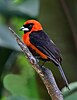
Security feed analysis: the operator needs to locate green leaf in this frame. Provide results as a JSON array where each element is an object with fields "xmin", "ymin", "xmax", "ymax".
[
  {"xmin": 62, "ymin": 82, "xmax": 77, "ymax": 100},
  {"xmin": 3, "ymin": 55, "xmax": 39, "ymax": 99},
  {"xmin": 6, "ymin": 96, "xmax": 29, "ymax": 100},
  {"xmin": 0, "ymin": 0, "xmax": 39, "ymax": 17},
  {"xmin": 4, "ymin": 95, "xmax": 40, "ymax": 100},
  {"xmin": 16, "ymin": 0, "xmax": 39, "ymax": 17},
  {"xmin": 0, "ymin": 25, "xmax": 20, "ymax": 51},
  {"xmin": 3, "ymin": 72, "xmax": 39, "ymax": 98},
  {"xmin": 3, "ymin": 74, "xmax": 28, "ymax": 96}
]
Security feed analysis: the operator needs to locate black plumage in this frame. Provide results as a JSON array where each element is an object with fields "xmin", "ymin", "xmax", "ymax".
[
  {"xmin": 29, "ymin": 30, "xmax": 62, "ymax": 65},
  {"xmin": 29, "ymin": 30, "xmax": 69, "ymax": 89}
]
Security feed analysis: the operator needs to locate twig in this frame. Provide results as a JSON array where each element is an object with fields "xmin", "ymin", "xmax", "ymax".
[{"xmin": 9, "ymin": 27, "xmax": 63, "ymax": 100}]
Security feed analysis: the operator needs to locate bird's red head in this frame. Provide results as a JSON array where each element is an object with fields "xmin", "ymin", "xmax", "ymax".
[{"xmin": 20, "ymin": 20, "xmax": 43, "ymax": 34}]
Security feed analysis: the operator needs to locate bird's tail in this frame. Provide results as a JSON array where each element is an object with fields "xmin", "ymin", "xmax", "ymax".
[{"xmin": 57, "ymin": 65, "xmax": 70, "ymax": 90}]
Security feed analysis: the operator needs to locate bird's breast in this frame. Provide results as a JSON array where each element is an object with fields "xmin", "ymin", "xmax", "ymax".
[
  {"xmin": 22, "ymin": 33, "xmax": 48, "ymax": 59},
  {"xmin": 22, "ymin": 34, "xmax": 30, "ymax": 46}
]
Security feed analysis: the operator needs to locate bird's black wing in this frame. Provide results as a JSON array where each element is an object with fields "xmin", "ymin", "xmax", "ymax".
[
  {"xmin": 29, "ymin": 30, "xmax": 62, "ymax": 66},
  {"xmin": 29, "ymin": 30, "xmax": 69, "ymax": 88}
]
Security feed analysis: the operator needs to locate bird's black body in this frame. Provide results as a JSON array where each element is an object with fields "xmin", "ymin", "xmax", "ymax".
[
  {"xmin": 29, "ymin": 30, "xmax": 62, "ymax": 65},
  {"xmin": 29, "ymin": 30, "xmax": 69, "ymax": 88}
]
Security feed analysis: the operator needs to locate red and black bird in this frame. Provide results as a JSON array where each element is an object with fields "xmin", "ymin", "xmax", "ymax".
[{"xmin": 20, "ymin": 20, "xmax": 69, "ymax": 88}]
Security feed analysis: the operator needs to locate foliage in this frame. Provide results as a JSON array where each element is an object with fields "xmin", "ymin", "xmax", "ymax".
[
  {"xmin": 3, "ymin": 55, "xmax": 39, "ymax": 99},
  {"xmin": 62, "ymin": 82, "xmax": 77, "ymax": 100},
  {"xmin": 0, "ymin": 0, "xmax": 40, "ymax": 100}
]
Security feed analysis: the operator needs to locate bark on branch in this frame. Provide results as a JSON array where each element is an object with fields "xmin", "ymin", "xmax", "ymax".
[{"xmin": 9, "ymin": 27, "xmax": 63, "ymax": 100}]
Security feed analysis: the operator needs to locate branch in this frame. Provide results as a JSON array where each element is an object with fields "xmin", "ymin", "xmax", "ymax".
[{"xmin": 9, "ymin": 27, "xmax": 63, "ymax": 100}]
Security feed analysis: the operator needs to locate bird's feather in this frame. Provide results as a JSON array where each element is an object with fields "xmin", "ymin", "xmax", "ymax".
[
  {"xmin": 29, "ymin": 30, "xmax": 62, "ymax": 65},
  {"xmin": 29, "ymin": 30, "xmax": 69, "ymax": 88}
]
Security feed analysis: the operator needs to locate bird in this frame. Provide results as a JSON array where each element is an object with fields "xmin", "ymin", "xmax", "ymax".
[{"xmin": 20, "ymin": 19, "xmax": 69, "ymax": 89}]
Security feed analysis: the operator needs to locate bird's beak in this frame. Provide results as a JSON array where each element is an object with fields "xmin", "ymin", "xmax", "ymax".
[
  {"xmin": 19, "ymin": 26, "xmax": 29, "ymax": 31},
  {"xmin": 19, "ymin": 26, "xmax": 24, "ymax": 31}
]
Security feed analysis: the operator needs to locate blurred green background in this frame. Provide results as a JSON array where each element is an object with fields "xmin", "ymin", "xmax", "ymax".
[{"xmin": 0, "ymin": 0, "xmax": 77, "ymax": 100}]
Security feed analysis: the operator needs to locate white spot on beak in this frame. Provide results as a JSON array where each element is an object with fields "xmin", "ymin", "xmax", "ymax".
[
  {"xmin": 23, "ymin": 28, "xmax": 29, "ymax": 31},
  {"xmin": 20, "ymin": 27, "xmax": 29, "ymax": 31}
]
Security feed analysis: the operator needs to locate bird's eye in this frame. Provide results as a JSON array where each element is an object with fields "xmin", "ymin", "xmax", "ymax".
[
  {"xmin": 23, "ymin": 23, "xmax": 34, "ymax": 34},
  {"xmin": 23, "ymin": 23, "xmax": 34, "ymax": 31},
  {"xmin": 28, "ymin": 24, "xmax": 33, "ymax": 29}
]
